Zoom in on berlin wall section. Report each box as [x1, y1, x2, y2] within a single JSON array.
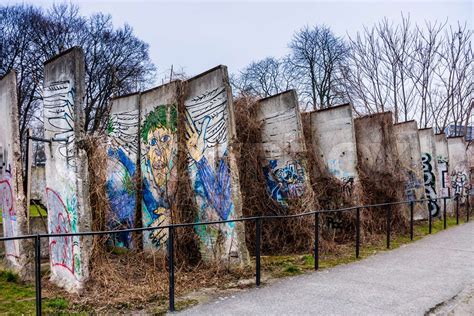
[[43, 47, 91, 292], [308, 103, 360, 202], [106, 93, 140, 249], [418, 128, 441, 217], [392, 121, 425, 218], [354, 112, 406, 210], [139, 81, 180, 251], [0, 71, 32, 279], [434, 134, 450, 197], [256, 90, 314, 207], [447, 137, 470, 204], [184, 66, 249, 264]]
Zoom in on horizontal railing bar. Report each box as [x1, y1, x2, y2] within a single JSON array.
[[0, 196, 462, 242]]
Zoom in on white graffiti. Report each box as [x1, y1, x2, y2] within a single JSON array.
[[44, 81, 75, 166]]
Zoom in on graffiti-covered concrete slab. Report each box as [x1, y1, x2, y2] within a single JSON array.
[[256, 90, 313, 206], [419, 128, 440, 217], [140, 81, 180, 250], [43, 47, 91, 292], [0, 71, 31, 278], [447, 137, 469, 203], [184, 66, 248, 264], [106, 93, 140, 248], [308, 103, 359, 200], [434, 134, 450, 199], [393, 121, 425, 217]]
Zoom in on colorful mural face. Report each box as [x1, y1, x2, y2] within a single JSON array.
[[0, 176, 20, 263], [185, 86, 238, 259], [106, 110, 139, 248], [263, 159, 306, 205], [141, 105, 177, 248], [436, 156, 450, 197], [422, 153, 439, 217], [44, 80, 82, 280]]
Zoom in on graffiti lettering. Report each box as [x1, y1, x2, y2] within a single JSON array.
[[405, 170, 422, 202], [46, 188, 80, 278], [436, 156, 450, 197], [422, 153, 439, 217], [451, 171, 469, 202]]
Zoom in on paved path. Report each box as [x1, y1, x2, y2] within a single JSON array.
[[177, 222, 474, 315]]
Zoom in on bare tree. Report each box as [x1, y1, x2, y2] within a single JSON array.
[[0, 3, 156, 144], [287, 25, 349, 110], [232, 57, 296, 98]]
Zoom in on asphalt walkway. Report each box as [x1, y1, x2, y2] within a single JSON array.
[[177, 222, 474, 315]]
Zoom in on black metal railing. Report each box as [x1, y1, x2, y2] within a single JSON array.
[[0, 195, 471, 315]]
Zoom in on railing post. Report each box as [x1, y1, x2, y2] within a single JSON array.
[[355, 208, 360, 259], [167, 226, 175, 312], [443, 197, 447, 229], [410, 201, 414, 241], [456, 196, 459, 225], [255, 217, 261, 286], [386, 207, 391, 249], [466, 197, 470, 222], [35, 234, 42, 316], [314, 212, 319, 270], [428, 201, 432, 234]]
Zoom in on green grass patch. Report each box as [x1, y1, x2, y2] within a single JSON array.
[[261, 215, 466, 279], [0, 270, 69, 314], [0, 204, 47, 224]]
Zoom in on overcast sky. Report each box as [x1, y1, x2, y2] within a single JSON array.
[[4, 0, 473, 83]]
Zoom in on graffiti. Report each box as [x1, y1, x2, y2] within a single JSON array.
[[451, 171, 469, 201], [436, 156, 450, 197], [326, 213, 343, 231], [46, 188, 80, 278], [185, 87, 228, 148], [141, 105, 178, 248], [43, 81, 75, 166], [106, 110, 139, 248], [422, 153, 439, 217], [185, 86, 237, 257], [263, 159, 306, 205], [341, 176, 354, 197], [0, 179, 20, 260], [404, 170, 422, 202]]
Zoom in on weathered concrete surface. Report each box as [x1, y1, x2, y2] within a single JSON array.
[[354, 112, 405, 206], [177, 222, 474, 316], [435, 133, 452, 214], [393, 121, 425, 218], [419, 128, 441, 218], [140, 81, 180, 250], [309, 104, 359, 200], [106, 93, 140, 249], [447, 137, 469, 203], [0, 71, 32, 278], [257, 90, 313, 206], [184, 66, 249, 264], [43, 47, 91, 292]]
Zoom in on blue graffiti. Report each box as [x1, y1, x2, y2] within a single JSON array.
[[194, 154, 232, 221], [263, 159, 305, 205], [106, 147, 136, 248]]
